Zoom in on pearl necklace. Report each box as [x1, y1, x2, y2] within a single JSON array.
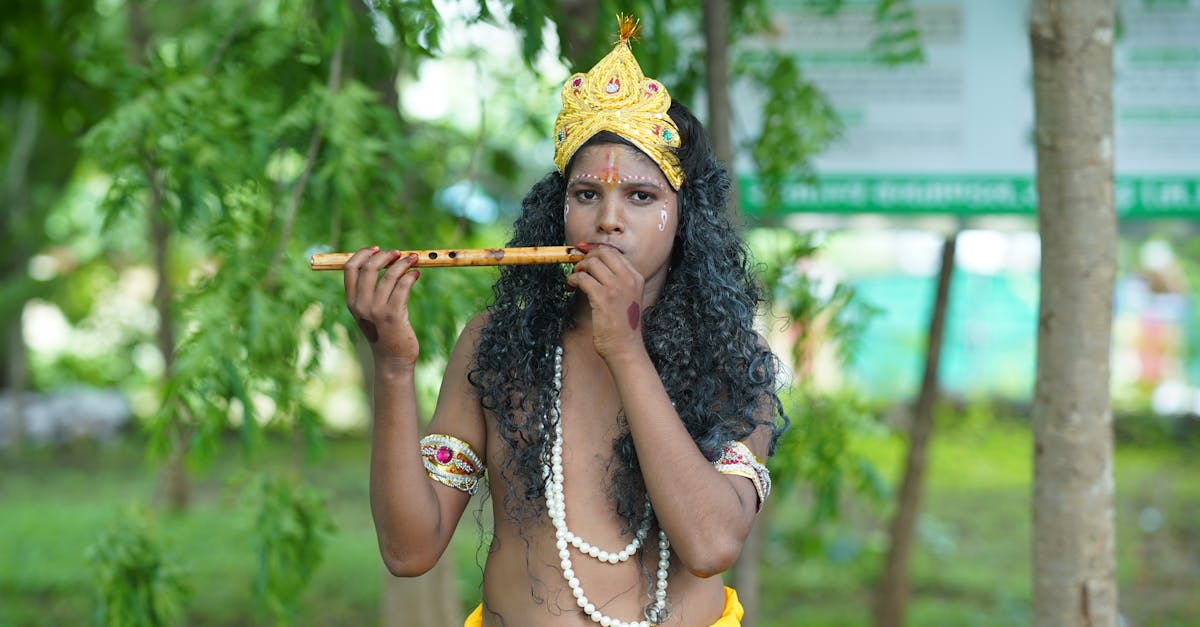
[[545, 346, 671, 627]]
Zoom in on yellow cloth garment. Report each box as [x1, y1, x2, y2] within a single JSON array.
[[463, 586, 744, 626]]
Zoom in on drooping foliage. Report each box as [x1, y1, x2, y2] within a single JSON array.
[[5, 0, 918, 622]]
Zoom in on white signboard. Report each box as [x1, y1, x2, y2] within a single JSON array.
[[741, 0, 1200, 217]]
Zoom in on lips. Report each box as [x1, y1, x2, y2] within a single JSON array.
[[576, 241, 624, 254]]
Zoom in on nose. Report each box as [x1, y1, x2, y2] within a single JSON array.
[[596, 197, 624, 234]]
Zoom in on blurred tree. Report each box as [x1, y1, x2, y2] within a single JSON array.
[[7, 0, 913, 623], [874, 232, 955, 627], [69, 0, 504, 623], [1029, 1, 1118, 626], [0, 0, 116, 449], [86, 513, 189, 627]]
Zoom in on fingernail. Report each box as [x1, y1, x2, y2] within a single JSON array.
[[411, 270, 420, 280]]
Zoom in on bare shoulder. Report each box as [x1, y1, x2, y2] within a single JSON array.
[[445, 311, 490, 375]]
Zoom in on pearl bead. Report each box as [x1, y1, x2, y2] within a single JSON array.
[[543, 346, 668, 627]]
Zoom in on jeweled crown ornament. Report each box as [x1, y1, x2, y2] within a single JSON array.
[[553, 15, 684, 190]]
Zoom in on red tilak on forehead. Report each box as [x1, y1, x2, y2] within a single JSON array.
[[568, 148, 667, 190], [601, 148, 619, 183]]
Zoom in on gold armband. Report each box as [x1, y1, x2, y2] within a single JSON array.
[[420, 434, 485, 495], [713, 441, 771, 512]]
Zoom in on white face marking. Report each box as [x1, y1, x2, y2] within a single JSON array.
[[659, 204, 668, 231], [566, 172, 666, 190]]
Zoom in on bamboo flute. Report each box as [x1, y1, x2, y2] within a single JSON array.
[[310, 246, 585, 270]]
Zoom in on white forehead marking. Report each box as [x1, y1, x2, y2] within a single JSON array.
[[567, 172, 666, 190]]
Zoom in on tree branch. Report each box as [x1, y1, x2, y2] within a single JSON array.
[[206, 0, 262, 73], [262, 39, 344, 289]]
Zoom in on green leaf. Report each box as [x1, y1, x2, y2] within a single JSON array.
[[86, 512, 189, 627], [244, 475, 335, 625]]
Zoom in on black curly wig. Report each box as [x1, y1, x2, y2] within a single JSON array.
[[467, 101, 789, 534]]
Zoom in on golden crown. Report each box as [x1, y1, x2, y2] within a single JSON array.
[[552, 16, 684, 190]]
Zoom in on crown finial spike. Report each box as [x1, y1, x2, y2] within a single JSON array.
[[616, 14, 641, 43]]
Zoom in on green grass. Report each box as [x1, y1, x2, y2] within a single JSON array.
[[1, 422, 1197, 627], [760, 420, 1200, 627]]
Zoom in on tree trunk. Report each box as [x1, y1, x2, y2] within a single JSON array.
[[703, 0, 760, 620], [555, 0, 601, 69], [147, 170, 189, 512], [873, 233, 956, 627], [1029, 2, 1118, 626], [5, 323, 28, 452], [703, 0, 739, 212], [1, 97, 39, 450], [380, 557, 463, 627], [733, 506, 766, 627], [127, 0, 190, 514]]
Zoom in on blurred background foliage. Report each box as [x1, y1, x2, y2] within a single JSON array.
[[2, 1, 1197, 626]]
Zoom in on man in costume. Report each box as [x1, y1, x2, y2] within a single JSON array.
[[343, 16, 787, 627]]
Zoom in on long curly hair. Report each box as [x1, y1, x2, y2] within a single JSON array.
[[467, 101, 789, 533]]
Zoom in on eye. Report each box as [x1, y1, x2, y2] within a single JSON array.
[[631, 190, 656, 203], [573, 189, 598, 202]]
